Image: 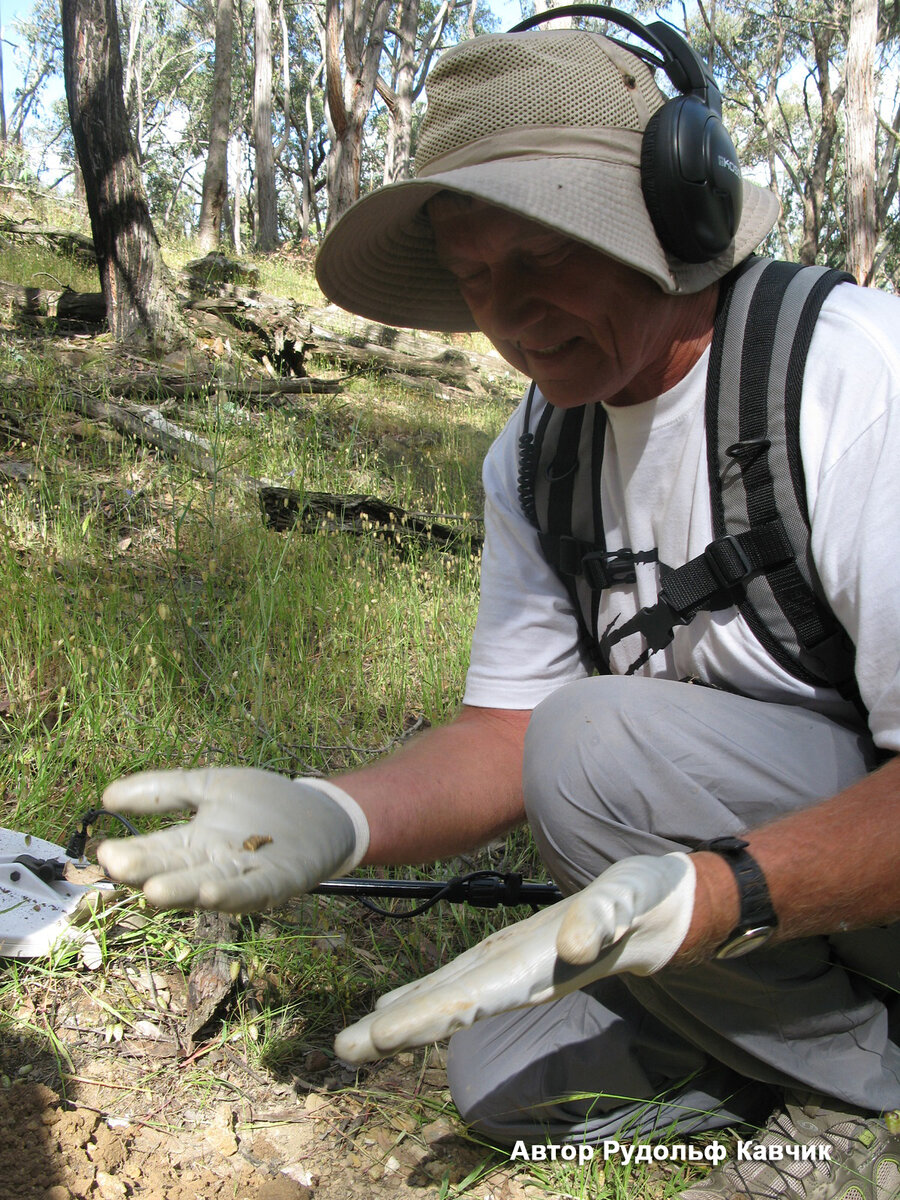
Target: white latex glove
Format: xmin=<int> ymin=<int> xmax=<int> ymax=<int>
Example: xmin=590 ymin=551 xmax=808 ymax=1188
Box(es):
xmin=97 ymin=768 xmax=369 ymax=912
xmin=335 ymin=852 xmax=695 ymax=1063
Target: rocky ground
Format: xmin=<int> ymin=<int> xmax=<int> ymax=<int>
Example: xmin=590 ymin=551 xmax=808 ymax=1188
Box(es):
xmin=0 ymin=1003 xmax=543 ymax=1200
xmin=0 ymin=891 xmax=551 ymax=1200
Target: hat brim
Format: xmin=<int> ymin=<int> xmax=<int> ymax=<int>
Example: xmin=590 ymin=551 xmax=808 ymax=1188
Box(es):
xmin=315 ymin=157 xmax=780 ymax=332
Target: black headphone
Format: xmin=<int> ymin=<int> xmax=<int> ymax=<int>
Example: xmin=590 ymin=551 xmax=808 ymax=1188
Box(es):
xmin=508 ymin=5 xmax=743 ymax=263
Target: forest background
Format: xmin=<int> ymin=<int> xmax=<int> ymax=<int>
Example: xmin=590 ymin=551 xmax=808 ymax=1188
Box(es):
xmin=1 ymin=0 xmax=899 ymax=332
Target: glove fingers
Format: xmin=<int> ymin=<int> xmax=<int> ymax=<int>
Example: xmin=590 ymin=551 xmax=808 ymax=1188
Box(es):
xmin=140 ymin=853 xmax=274 ymax=908
xmin=145 ymin=849 xmax=325 ymax=912
xmin=337 ymin=978 xmax=477 ymax=1063
xmin=338 ymin=926 xmax=571 ymax=1062
xmin=103 ymin=769 xmax=209 ymax=815
xmin=372 ymin=899 xmax=572 ymax=1011
xmin=115 ymin=851 xmax=260 ymax=908
xmin=196 ymin=863 xmax=301 ymax=912
xmin=142 ymin=864 xmax=217 ymax=908
xmin=97 ymin=829 xmax=198 ymax=885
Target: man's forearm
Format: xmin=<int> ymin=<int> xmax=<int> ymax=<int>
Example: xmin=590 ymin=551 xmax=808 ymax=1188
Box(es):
xmin=335 ymin=704 xmax=532 ymax=865
xmin=681 ymin=752 xmax=900 ymax=963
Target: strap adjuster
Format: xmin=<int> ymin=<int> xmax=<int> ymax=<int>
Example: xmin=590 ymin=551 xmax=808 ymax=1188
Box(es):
xmin=703 ymin=534 xmax=753 ymax=589
xmin=582 ymin=549 xmax=637 ymax=590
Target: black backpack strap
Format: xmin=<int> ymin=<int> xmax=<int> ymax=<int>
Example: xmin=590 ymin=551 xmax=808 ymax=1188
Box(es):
xmin=522 ymin=396 xmax=639 ymax=672
xmin=707 ymin=256 xmax=859 ymax=703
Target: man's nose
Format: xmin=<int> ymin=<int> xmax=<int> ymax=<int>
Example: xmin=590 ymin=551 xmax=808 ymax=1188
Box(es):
xmin=482 ymin=263 xmax=545 ymax=340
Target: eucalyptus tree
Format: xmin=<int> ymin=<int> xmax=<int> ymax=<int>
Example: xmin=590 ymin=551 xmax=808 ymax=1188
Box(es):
xmin=4 ymin=0 xmax=63 ymax=153
xmin=694 ymin=0 xmax=900 ymax=285
xmin=322 ymin=0 xmax=393 ymax=225
xmin=253 ymin=0 xmax=278 ymax=248
xmin=197 ymin=0 xmax=234 ymax=249
xmin=274 ymin=0 xmax=328 ymax=239
xmin=376 ymin=0 xmax=456 ymax=184
xmin=61 ymin=0 xmax=188 ymax=345
xmin=846 ymin=0 xmax=877 ymax=281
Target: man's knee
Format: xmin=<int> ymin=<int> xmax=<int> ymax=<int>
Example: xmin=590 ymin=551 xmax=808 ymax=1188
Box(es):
xmin=522 ymin=677 xmax=669 ymax=890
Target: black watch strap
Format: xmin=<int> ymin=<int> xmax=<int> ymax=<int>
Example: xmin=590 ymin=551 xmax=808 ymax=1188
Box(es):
xmin=697 ymin=836 xmax=778 ymax=959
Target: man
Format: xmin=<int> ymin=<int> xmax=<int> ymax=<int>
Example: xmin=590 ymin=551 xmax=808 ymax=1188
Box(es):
xmin=98 ymin=23 xmax=900 ymax=1198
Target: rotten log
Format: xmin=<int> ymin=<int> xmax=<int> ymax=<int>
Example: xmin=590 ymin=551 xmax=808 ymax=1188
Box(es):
xmin=304 ymin=304 xmax=523 ymax=389
xmin=0 ymin=281 xmax=106 ymax=326
xmin=259 ymin=486 xmax=483 ymax=554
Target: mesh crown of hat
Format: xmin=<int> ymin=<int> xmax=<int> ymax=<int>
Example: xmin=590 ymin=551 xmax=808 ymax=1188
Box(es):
xmin=416 ymin=32 xmax=666 ymax=170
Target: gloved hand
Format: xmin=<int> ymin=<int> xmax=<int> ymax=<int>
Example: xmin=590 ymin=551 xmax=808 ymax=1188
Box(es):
xmin=335 ymin=852 xmax=695 ymax=1063
xmin=97 ymin=768 xmax=370 ymax=912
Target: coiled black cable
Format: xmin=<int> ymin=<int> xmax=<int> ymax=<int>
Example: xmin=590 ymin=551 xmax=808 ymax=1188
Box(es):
xmin=516 ymin=381 xmax=540 ymax=527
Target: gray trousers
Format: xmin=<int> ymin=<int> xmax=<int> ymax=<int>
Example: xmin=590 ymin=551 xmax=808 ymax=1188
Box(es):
xmin=446 ymin=677 xmax=900 ymax=1144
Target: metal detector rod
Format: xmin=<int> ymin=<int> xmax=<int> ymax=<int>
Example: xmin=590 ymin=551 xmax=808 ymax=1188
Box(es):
xmin=311 ymin=873 xmax=563 ymax=909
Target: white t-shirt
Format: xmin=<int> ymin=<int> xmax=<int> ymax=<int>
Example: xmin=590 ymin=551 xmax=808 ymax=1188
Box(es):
xmin=463 ymin=282 xmax=900 ymax=753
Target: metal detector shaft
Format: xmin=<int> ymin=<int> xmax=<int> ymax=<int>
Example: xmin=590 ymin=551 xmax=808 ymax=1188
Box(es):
xmin=311 ymin=873 xmax=563 ymax=909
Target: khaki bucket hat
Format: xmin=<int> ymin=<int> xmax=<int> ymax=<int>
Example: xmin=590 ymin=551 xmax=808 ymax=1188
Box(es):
xmin=315 ymin=29 xmax=780 ymax=332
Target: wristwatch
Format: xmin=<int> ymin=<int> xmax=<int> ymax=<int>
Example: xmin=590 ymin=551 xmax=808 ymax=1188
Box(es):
xmin=697 ymin=836 xmax=779 ymax=959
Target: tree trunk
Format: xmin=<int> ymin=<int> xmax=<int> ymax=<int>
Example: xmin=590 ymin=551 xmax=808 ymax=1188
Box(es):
xmin=197 ymin=0 xmax=234 ymax=253
xmin=0 ymin=2 xmax=8 ymax=149
xmin=846 ymin=0 xmax=878 ymax=283
xmin=382 ymin=0 xmax=417 ymax=184
xmin=61 ymin=0 xmax=188 ymax=347
xmin=253 ymin=0 xmax=278 ymax=251
xmin=799 ymin=24 xmax=841 ymax=265
xmin=324 ymin=0 xmax=392 ymax=227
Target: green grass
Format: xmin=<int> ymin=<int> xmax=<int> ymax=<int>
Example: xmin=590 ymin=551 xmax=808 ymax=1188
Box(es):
xmin=0 ymin=203 xmax=743 ymax=1199
xmin=0 ymin=207 xmax=553 ymax=1187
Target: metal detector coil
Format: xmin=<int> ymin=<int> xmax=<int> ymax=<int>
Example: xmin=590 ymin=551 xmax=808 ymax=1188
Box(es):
xmin=0 ymin=826 xmax=115 ymax=961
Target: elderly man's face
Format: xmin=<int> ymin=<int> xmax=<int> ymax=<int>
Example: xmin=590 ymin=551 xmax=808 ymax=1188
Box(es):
xmin=427 ymin=196 xmax=717 ymax=408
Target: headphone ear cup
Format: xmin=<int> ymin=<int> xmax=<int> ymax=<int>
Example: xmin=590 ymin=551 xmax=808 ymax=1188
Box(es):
xmin=640 ymin=107 xmax=671 ymax=252
xmin=640 ymin=95 xmax=743 ymax=263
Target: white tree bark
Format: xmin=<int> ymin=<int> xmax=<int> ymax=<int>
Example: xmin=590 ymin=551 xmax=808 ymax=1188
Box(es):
xmin=846 ymin=0 xmax=878 ymax=282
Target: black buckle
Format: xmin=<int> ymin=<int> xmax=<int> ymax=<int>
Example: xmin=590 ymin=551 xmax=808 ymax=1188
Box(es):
xmin=582 ymin=549 xmax=637 ymax=590
xmin=703 ymin=535 xmax=752 ymax=589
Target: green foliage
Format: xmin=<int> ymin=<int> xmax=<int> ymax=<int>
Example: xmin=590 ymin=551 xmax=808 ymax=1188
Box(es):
xmin=684 ymin=0 xmax=900 ymax=281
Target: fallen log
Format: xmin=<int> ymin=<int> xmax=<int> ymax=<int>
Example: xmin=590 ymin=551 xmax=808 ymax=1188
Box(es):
xmin=304 ymin=303 xmax=522 ymax=389
xmin=259 ymin=486 xmax=484 ymax=554
xmin=304 ymin=324 xmax=485 ymax=392
xmin=0 ymin=281 xmax=106 ymax=326
xmin=62 ymin=389 xmax=221 ymax=480
xmin=182 ymin=284 xmax=525 ymax=396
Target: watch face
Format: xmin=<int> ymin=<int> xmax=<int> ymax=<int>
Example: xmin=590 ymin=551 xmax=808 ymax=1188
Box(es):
xmin=714 ymin=926 xmax=776 ymax=959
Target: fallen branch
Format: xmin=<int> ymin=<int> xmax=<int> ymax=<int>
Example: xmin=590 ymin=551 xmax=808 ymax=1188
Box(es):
xmin=109 ymin=371 xmax=343 ymax=405
xmin=0 ymin=220 xmax=97 ymax=265
xmin=59 ymin=387 xmax=222 ymax=480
